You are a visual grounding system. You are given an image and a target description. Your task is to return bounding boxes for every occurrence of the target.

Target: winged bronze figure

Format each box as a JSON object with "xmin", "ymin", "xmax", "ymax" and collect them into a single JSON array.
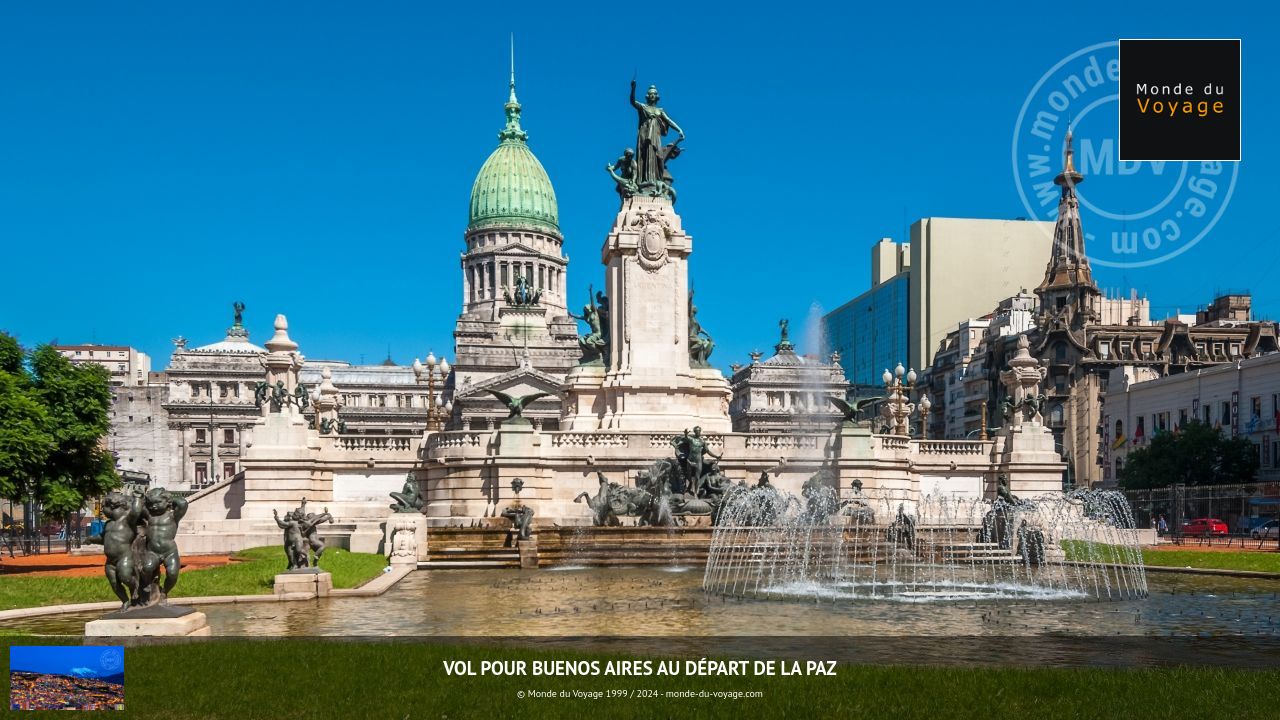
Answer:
[
  {"xmin": 485, "ymin": 389, "xmax": 552, "ymax": 421},
  {"xmin": 827, "ymin": 395, "xmax": 884, "ymax": 424}
]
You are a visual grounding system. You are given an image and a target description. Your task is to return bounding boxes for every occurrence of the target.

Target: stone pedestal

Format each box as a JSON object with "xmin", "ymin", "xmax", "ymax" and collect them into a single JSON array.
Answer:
[
  {"xmin": 517, "ymin": 536, "xmax": 539, "ymax": 569},
  {"xmin": 561, "ymin": 195, "xmax": 730, "ymax": 432},
  {"xmin": 385, "ymin": 513, "xmax": 427, "ymax": 563},
  {"xmin": 85, "ymin": 608, "xmax": 210, "ymax": 637},
  {"xmin": 1000, "ymin": 423, "xmax": 1067, "ymax": 497},
  {"xmin": 273, "ymin": 569, "xmax": 333, "ymax": 598},
  {"xmin": 350, "ymin": 521, "xmax": 385, "ymax": 554}
]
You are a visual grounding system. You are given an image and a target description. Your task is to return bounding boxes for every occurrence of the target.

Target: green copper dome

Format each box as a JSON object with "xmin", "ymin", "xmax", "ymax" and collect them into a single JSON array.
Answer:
[{"xmin": 467, "ymin": 80, "xmax": 560, "ymax": 237}]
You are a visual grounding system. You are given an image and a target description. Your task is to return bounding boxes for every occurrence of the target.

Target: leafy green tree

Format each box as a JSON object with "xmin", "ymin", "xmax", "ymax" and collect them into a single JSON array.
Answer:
[
  {"xmin": 1119, "ymin": 420, "xmax": 1260, "ymax": 490},
  {"xmin": 0, "ymin": 333, "xmax": 118, "ymax": 540},
  {"xmin": 28, "ymin": 345, "xmax": 119, "ymax": 518},
  {"xmin": 0, "ymin": 367, "xmax": 53, "ymax": 504}
]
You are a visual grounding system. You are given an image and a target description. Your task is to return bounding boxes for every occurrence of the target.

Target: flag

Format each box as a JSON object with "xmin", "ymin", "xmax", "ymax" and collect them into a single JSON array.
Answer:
[
  {"xmin": 1112, "ymin": 434, "xmax": 1127, "ymax": 450},
  {"xmin": 1248, "ymin": 415, "xmax": 1261, "ymax": 433}
]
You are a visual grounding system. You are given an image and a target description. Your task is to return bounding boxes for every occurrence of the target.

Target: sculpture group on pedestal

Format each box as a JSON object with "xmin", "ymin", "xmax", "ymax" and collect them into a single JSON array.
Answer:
[
  {"xmin": 274, "ymin": 498, "xmax": 333, "ymax": 570},
  {"xmin": 569, "ymin": 285, "xmax": 610, "ymax": 366},
  {"xmin": 389, "ymin": 473, "xmax": 424, "ymax": 513},
  {"xmin": 607, "ymin": 80, "xmax": 685, "ymax": 202},
  {"xmin": 254, "ymin": 379, "xmax": 310, "ymax": 412},
  {"xmin": 96, "ymin": 488, "xmax": 189, "ymax": 612},
  {"xmin": 999, "ymin": 335, "xmax": 1050, "ymax": 428},
  {"xmin": 501, "ymin": 478, "xmax": 535, "ymax": 542},
  {"xmin": 574, "ymin": 428, "xmax": 753, "ymax": 527},
  {"xmin": 502, "ymin": 272, "xmax": 542, "ymax": 307},
  {"xmin": 688, "ymin": 291, "xmax": 715, "ymax": 368}
]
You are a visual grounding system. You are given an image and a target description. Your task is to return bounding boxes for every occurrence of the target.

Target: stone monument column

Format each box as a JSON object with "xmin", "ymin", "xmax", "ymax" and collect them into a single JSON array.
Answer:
[
  {"xmin": 997, "ymin": 335, "xmax": 1066, "ymax": 497},
  {"xmin": 561, "ymin": 80, "xmax": 730, "ymax": 432},
  {"xmin": 239, "ymin": 314, "xmax": 328, "ymax": 519}
]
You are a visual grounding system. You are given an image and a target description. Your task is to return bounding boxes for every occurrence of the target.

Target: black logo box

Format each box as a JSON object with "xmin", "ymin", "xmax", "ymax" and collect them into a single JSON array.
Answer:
[{"xmin": 1119, "ymin": 39, "xmax": 1240, "ymax": 161}]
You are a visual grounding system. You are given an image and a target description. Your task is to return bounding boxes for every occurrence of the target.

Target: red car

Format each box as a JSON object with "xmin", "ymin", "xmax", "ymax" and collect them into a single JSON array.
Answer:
[{"xmin": 1181, "ymin": 518, "xmax": 1228, "ymax": 536}]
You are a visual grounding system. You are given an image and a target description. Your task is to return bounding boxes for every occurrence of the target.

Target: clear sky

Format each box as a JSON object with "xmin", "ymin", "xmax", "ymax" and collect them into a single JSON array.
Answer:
[
  {"xmin": 1, "ymin": 2, "xmax": 1273, "ymax": 372},
  {"xmin": 9, "ymin": 645, "xmax": 123, "ymax": 679}
]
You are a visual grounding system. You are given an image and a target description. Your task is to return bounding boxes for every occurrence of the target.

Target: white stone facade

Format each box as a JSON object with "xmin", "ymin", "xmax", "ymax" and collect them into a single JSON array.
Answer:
[{"xmin": 1102, "ymin": 353, "xmax": 1280, "ymax": 487}]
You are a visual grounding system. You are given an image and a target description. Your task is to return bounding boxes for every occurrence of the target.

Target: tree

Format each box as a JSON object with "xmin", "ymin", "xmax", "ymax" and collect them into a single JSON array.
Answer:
[
  {"xmin": 0, "ymin": 333, "xmax": 118, "ymax": 542},
  {"xmin": 1119, "ymin": 420, "xmax": 1260, "ymax": 490}
]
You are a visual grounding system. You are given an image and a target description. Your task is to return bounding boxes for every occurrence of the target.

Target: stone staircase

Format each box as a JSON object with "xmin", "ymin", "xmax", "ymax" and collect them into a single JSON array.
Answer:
[
  {"xmin": 537, "ymin": 526, "xmax": 713, "ymax": 567},
  {"xmin": 419, "ymin": 526, "xmax": 715, "ymax": 569},
  {"xmin": 420, "ymin": 528, "xmax": 521, "ymax": 569}
]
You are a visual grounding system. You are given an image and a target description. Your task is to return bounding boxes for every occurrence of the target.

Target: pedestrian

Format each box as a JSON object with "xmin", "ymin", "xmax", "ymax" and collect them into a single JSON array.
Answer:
[{"xmin": 1157, "ymin": 515, "xmax": 1168, "ymax": 536}]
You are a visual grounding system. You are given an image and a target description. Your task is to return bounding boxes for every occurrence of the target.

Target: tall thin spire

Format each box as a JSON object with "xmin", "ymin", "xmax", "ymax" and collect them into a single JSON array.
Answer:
[
  {"xmin": 1035, "ymin": 129, "xmax": 1097, "ymax": 303},
  {"xmin": 509, "ymin": 33, "xmax": 516, "ymax": 102},
  {"xmin": 498, "ymin": 33, "xmax": 527, "ymax": 143}
]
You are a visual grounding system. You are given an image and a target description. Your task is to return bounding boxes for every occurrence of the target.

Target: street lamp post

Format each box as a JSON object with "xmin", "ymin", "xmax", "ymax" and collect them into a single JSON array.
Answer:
[
  {"xmin": 881, "ymin": 363, "xmax": 918, "ymax": 436},
  {"xmin": 413, "ymin": 353, "xmax": 453, "ymax": 432}
]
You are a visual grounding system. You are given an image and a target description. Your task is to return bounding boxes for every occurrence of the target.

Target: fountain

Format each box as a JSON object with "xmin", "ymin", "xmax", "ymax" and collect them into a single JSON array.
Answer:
[{"xmin": 703, "ymin": 481, "xmax": 1148, "ymax": 602}]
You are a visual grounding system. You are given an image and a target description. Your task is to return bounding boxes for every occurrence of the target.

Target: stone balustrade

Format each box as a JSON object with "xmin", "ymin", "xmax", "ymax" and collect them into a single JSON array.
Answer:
[
  {"xmin": 914, "ymin": 440, "xmax": 991, "ymax": 455},
  {"xmin": 336, "ymin": 435, "xmax": 415, "ymax": 453},
  {"xmin": 744, "ymin": 434, "xmax": 822, "ymax": 450},
  {"xmin": 879, "ymin": 436, "xmax": 910, "ymax": 450},
  {"xmin": 551, "ymin": 433, "xmax": 629, "ymax": 448},
  {"xmin": 426, "ymin": 432, "xmax": 485, "ymax": 450}
]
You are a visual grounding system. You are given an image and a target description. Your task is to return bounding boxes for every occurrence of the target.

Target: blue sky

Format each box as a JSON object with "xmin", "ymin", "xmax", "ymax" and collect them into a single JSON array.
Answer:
[
  {"xmin": 9, "ymin": 645, "xmax": 123, "ymax": 679},
  {"xmin": 0, "ymin": 2, "xmax": 1272, "ymax": 372}
]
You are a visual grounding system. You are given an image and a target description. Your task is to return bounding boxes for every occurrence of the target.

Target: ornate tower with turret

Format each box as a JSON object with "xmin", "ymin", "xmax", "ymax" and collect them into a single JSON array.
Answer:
[
  {"xmin": 448, "ymin": 67, "xmax": 580, "ymax": 431},
  {"xmin": 1034, "ymin": 131, "xmax": 1101, "ymax": 334},
  {"xmin": 1031, "ymin": 131, "xmax": 1104, "ymax": 488}
]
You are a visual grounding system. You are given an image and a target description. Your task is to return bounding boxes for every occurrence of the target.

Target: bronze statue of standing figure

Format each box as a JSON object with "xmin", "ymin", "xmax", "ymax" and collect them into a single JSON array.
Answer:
[{"xmin": 608, "ymin": 79, "xmax": 685, "ymax": 201}]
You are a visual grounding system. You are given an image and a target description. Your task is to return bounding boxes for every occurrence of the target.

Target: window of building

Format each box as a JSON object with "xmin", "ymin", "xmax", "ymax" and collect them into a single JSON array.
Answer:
[
  {"xmin": 195, "ymin": 428, "xmax": 207, "ymax": 444},
  {"xmin": 1120, "ymin": 341, "xmax": 1132, "ymax": 358},
  {"xmin": 1213, "ymin": 342, "xmax": 1224, "ymax": 357},
  {"xmin": 1054, "ymin": 343, "xmax": 1067, "ymax": 362},
  {"xmin": 1251, "ymin": 396, "xmax": 1262, "ymax": 421},
  {"xmin": 1204, "ymin": 405, "xmax": 1211, "ymax": 424},
  {"xmin": 1098, "ymin": 342, "xmax": 1110, "ymax": 359},
  {"xmin": 1221, "ymin": 401, "xmax": 1231, "ymax": 427},
  {"xmin": 1178, "ymin": 408, "xmax": 1188, "ymax": 427},
  {"xmin": 1195, "ymin": 342, "xmax": 1206, "ymax": 356},
  {"xmin": 223, "ymin": 428, "xmax": 235, "ymax": 444},
  {"xmin": 1230, "ymin": 343, "xmax": 1241, "ymax": 357},
  {"xmin": 1049, "ymin": 404, "xmax": 1064, "ymax": 427},
  {"xmin": 194, "ymin": 463, "xmax": 207, "ymax": 484},
  {"xmin": 223, "ymin": 462, "xmax": 236, "ymax": 479}
]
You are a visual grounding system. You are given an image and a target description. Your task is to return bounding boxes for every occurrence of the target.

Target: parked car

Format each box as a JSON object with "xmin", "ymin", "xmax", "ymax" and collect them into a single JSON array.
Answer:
[
  {"xmin": 1181, "ymin": 518, "xmax": 1228, "ymax": 536},
  {"xmin": 1251, "ymin": 520, "xmax": 1279, "ymax": 540}
]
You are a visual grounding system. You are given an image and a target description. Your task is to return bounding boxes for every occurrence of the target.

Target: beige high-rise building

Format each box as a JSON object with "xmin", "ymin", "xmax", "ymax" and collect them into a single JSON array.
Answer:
[
  {"xmin": 56, "ymin": 344, "xmax": 152, "ymax": 387},
  {"xmin": 908, "ymin": 217, "xmax": 1054, "ymax": 372}
]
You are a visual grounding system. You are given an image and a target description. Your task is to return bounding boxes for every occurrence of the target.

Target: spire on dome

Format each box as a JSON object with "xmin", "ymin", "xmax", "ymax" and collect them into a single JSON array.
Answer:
[{"xmin": 498, "ymin": 34, "xmax": 527, "ymax": 143}]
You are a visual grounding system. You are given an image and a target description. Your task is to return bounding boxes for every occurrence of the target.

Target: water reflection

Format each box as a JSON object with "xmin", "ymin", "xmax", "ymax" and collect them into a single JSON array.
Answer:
[{"xmin": 5, "ymin": 568, "xmax": 1277, "ymax": 641}]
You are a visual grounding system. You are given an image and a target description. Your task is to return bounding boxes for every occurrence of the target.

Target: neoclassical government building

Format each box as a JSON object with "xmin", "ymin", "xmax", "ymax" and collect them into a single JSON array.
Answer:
[{"xmin": 110, "ymin": 75, "xmax": 837, "ymax": 493}]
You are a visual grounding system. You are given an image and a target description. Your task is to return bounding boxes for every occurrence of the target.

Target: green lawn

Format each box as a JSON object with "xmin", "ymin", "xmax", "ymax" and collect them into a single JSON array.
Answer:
[
  {"xmin": 1, "ymin": 639, "xmax": 1274, "ymax": 719},
  {"xmin": 0, "ymin": 546, "xmax": 387, "ymax": 611},
  {"xmin": 1064, "ymin": 541, "xmax": 1280, "ymax": 573}
]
